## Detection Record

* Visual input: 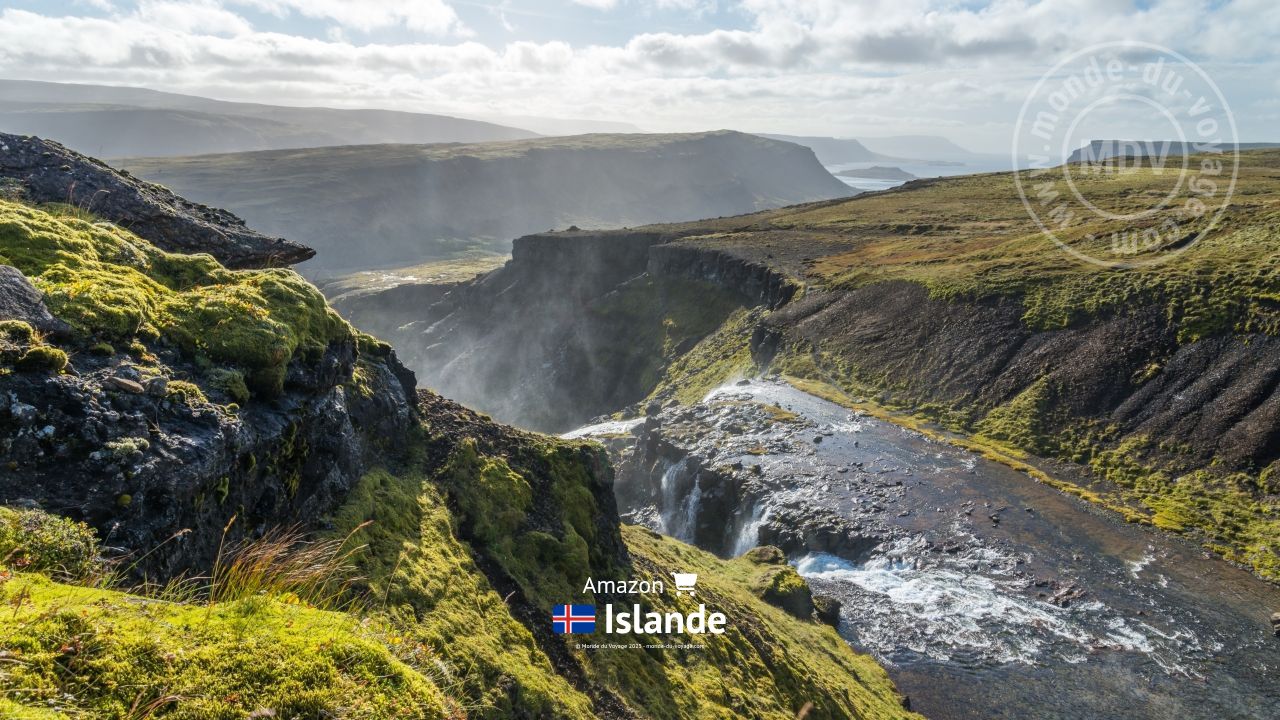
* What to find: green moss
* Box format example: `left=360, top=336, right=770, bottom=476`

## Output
left=975, top=377, right=1058, bottom=455
left=0, top=199, right=355, bottom=399
left=0, top=507, right=99, bottom=580
left=207, top=368, right=250, bottom=404
left=0, top=319, right=35, bottom=344
left=357, top=332, right=393, bottom=358
left=165, top=380, right=207, bottom=405
left=88, top=341, right=115, bottom=356
left=438, top=438, right=601, bottom=609
left=0, top=574, right=451, bottom=719
left=13, top=346, right=67, bottom=373
left=647, top=307, right=758, bottom=406
left=328, top=468, right=596, bottom=719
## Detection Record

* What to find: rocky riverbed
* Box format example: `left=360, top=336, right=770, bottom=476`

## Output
left=570, top=378, right=1280, bottom=720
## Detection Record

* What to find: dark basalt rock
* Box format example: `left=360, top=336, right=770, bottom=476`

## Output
left=812, top=593, right=842, bottom=628
left=0, top=133, right=313, bottom=269
left=0, top=265, right=70, bottom=338
left=0, top=336, right=419, bottom=579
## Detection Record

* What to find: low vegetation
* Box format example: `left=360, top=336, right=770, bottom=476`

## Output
left=0, top=199, right=355, bottom=397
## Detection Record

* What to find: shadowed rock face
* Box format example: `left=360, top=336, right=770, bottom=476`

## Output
left=0, top=133, right=313, bottom=268
left=0, top=265, right=70, bottom=337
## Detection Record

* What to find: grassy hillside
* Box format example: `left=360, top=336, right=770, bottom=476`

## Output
left=119, top=131, right=853, bottom=275
left=0, top=465, right=919, bottom=719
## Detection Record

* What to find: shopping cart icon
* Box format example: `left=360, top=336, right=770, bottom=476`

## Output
left=673, top=573, right=697, bottom=596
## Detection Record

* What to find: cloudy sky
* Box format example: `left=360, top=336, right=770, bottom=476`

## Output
left=1, top=0, right=1277, bottom=153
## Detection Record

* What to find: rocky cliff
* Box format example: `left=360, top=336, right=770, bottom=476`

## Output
left=119, top=131, right=855, bottom=274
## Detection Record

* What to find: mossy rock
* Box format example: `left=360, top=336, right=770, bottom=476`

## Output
left=751, top=565, right=815, bottom=619
left=208, top=367, right=251, bottom=404
left=0, top=200, right=355, bottom=400
left=165, top=380, right=207, bottom=405
left=13, top=346, right=67, bottom=373
left=743, top=544, right=787, bottom=565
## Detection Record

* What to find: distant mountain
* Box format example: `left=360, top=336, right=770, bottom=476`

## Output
left=471, top=115, right=644, bottom=135
left=758, top=134, right=889, bottom=164
left=0, top=79, right=537, bottom=157
left=1067, top=139, right=1280, bottom=163
left=119, top=130, right=855, bottom=275
left=857, top=135, right=978, bottom=161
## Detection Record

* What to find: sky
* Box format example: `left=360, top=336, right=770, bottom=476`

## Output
left=0, top=0, right=1277, bottom=153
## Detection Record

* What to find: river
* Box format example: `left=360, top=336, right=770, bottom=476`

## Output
left=570, top=378, right=1280, bottom=720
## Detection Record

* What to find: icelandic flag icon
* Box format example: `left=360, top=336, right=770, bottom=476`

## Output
left=552, top=604, right=596, bottom=634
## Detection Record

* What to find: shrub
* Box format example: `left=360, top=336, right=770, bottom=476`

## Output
left=0, top=507, right=100, bottom=580
left=14, top=346, right=67, bottom=373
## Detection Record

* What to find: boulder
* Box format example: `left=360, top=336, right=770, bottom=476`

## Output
left=0, top=265, right=70, bottom=337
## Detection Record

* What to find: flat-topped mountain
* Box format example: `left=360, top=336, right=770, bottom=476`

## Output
left=0, top=79, right=537, bottom=157
left=758, top=133, right=889, bottom=164
left=1068, top=139, right=1280, bottom=163
left=836, top=165, right=917, bottom=180
left=120, top=131, right=855, bottom=275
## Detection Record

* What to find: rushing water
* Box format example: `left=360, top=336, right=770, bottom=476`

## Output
left=575, top=379, right=1280, bottom=720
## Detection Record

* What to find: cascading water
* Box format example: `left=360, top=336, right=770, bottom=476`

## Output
left=731, top=503, right=767, bottom=557
left=658, top=457, right=690, bottom=538
left=566, top=377, right=1280, bottom=720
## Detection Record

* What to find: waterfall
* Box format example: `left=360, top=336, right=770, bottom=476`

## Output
left=677, top=478, right=703, bottom=543
left=731, top=504, right=767, bottom=557
left=658, top=458, right=689, bottom=536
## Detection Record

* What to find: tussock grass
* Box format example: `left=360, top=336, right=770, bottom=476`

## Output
left=209, top=517, right=372, bottom=611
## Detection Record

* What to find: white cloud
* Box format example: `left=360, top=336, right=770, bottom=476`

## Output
left=0, top=1, right=1273, bottom=152
left=228, top=0, right=466, bottom=35
left=137, top=0, right=252, bottom=36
